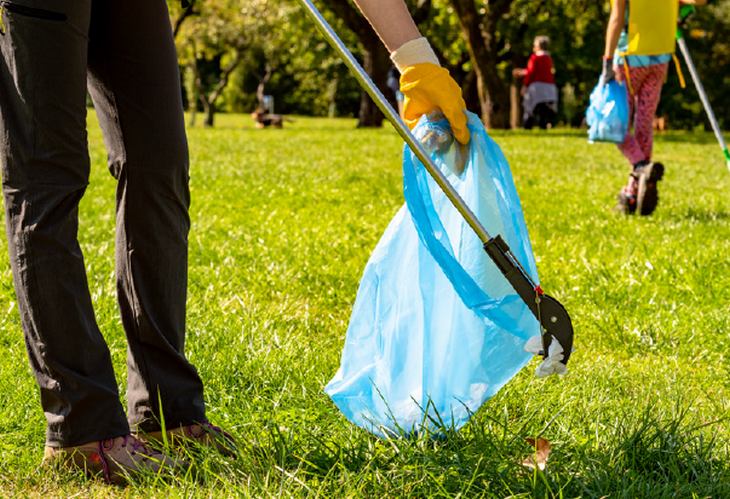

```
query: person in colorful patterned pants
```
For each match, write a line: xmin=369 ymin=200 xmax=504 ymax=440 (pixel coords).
xmin=602 ymin=0 xmax=705 ymax=215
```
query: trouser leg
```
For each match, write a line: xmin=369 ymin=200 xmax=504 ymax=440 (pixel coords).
xmin=534 ymin=103 xmax=552 ymax=130
xmin=523 ymin=114 xmax=534 ymax=130
xmin=617 ymin=63 xmax=668 ymax=166
xmin=538 ymin=103 xmax=555 ymax=129
xmin=0 ymin=0 xmax=128 ymax=447
xmin=86 ymin=0 xmax=206 ymax=433
xmin=617 ymin=66 xmax=647 ymax=166
xmin=633 ymin=63 xmax=668 ymax=162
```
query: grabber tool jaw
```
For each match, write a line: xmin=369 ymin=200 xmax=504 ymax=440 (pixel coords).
xmin=483 ymin=235 xmax=574 ymax=365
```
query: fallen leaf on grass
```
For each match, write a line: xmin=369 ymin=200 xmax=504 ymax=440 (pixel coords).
xmin=521 ymin=437 xmax=551 ymax=470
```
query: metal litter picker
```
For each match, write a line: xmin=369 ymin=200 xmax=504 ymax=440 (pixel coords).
xmin=677 ymin=5 xmax=730 ymax=171
xmin=296 ymin=0 xmax=574 ymax=365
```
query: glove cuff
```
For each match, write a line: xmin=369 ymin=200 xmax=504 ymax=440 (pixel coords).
xmin=391 ymin=38 xmax=440 ymax=73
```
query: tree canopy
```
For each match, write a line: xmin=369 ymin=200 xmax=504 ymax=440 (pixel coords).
xmin=168 ymin=0 xmax=729 ymax=130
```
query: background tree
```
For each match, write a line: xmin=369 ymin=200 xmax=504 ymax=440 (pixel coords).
xmin=223 ymin=0 xmax=363 ymax=118
xmin=318 ymin=0 xmax=392 ymax=128
xmin=448 ymin=0 xmax=513 ymax=129
xmin=170 ymin=0 xmax=269 ymax=127
xmin=659 ymin=0 xmax=730 ymax=131
xmin=165 ymin=0 xmax=729 ymax=131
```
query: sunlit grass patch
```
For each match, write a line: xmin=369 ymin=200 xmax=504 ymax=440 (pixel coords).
xmin=0 ymin=113 xmax=728 ymax=497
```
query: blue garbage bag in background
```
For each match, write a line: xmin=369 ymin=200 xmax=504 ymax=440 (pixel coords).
xmin=586 ymin=77 xmax=629 ymax=143
xmin=325 ymin=111 xmax=539 ymax=438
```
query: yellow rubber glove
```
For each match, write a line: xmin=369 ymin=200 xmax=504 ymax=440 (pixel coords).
xmin=400 ymin=63 xmax=470 ymax=145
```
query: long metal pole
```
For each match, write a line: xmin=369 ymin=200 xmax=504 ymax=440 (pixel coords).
xmin=296 ymin=0 xmax=493 ymax=244
xmin=676 ymin=35 xmax=730 ymax=170
xmin=296 ymin=0 xmax=574 ymax=365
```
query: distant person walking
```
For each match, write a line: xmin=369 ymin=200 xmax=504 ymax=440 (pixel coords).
xmin=603 ymin=0 xmax=706 ymax=215
xmin=513 ymin=36 xmax=558 ymax=130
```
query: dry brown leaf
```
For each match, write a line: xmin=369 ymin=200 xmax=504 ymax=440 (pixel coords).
xmin=521 ymin=437 xmax=551 ymax=471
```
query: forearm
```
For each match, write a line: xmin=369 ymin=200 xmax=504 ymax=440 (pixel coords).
xmin=604 ymin=0 xmax=625 ymax=58
xmin=354 ymin=0 xmax=470 ymax=143
xmin=351 ymin=0 xmax=422 ymax=52
xmin=680 ymin=0 xmax=706 ymax=5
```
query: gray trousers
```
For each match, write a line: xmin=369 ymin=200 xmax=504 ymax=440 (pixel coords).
xmin=0 ymin=0 xmax=207 ymax=447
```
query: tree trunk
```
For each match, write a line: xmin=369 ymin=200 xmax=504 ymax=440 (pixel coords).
xmin=322 ymin=0 xmax=392 ymax=128
xmin=462 ymin=67 xmax=479 ymax=114
xmin=510 ymin=75 xmax=523 ymax=130
xmin=509 ymin=14 xmax=531 ymax=129
xmin=172 ymin=2 xmax=196 ymax=40
xmin=193 ymin=50 xmax=243 ymax=129
xmin=357 ymin=41 xmax=390 ymax=127
xmin=202 ymin=97 xmax=215 ymax=128
xmin=449 ymin=0 xmax=512 ymax=129
xmin=327 ymin=78 xmax=339 ymax=118
xmin=256 ymin=66 xmax=272 ymax=110
xmin=510 ymin=53 xmax=527 ymax=129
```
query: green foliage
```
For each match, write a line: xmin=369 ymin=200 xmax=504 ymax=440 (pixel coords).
xmin=259 ymin=0 xmax=363 ymax=117
xmin=168 ymin=0 xmax=730 ymax=130
xmin=168 ymin=0 xmax=270 ymax=124
xmin=0 ymin=114 xmax=729 ymax=497
xmin=170 ymin=0 xmax=363 ymax=119
xmin=660 ymin=1 xmax=730 ymax=130
xmin=410 ymin=0 xmax=468 ymax=69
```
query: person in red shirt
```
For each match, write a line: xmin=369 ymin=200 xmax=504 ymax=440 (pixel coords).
xmin=514 ymin=36 xmax=558 ymax=129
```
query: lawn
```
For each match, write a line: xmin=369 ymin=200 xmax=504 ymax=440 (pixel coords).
xmin=0 ymin=112 xmax=728 ymax=498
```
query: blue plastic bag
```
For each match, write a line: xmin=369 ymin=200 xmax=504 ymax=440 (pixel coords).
xmin=324 ymin=111 xmax=540 ymax=438
xmin=586 ymin=77 xmax=629 ymax=143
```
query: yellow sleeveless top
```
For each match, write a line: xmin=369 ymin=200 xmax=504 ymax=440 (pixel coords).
xmin=621 ymin=0 xmax=679 ymax=56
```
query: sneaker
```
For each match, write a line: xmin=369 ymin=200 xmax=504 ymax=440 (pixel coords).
xmin=635 ymin=161 xmax=664 ymax=215
xmin=138 ymin=422 xmax=237 ymax=458
xmin=615 ymin=174 xmax=639 ymax=214
xmin=44 ymin=434 xmax=184 ymax=485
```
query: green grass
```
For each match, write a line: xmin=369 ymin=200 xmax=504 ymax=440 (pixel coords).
xmin=0 ymin=112 xmax=729 ymax=498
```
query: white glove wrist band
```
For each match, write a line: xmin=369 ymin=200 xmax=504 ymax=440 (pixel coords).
xmin=390 ymin=37 xmax=440 ymax=73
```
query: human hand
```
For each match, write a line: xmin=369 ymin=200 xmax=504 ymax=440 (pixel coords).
xmin=601 ymin=56 xmax=615 ymax=83
xmin=613 ymin=63 xmax=623 ymax=83
xmin=391 ymin=38 xmax=470 ymax=144
xmin=399 ymin=63 xmax=470 ymax=144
